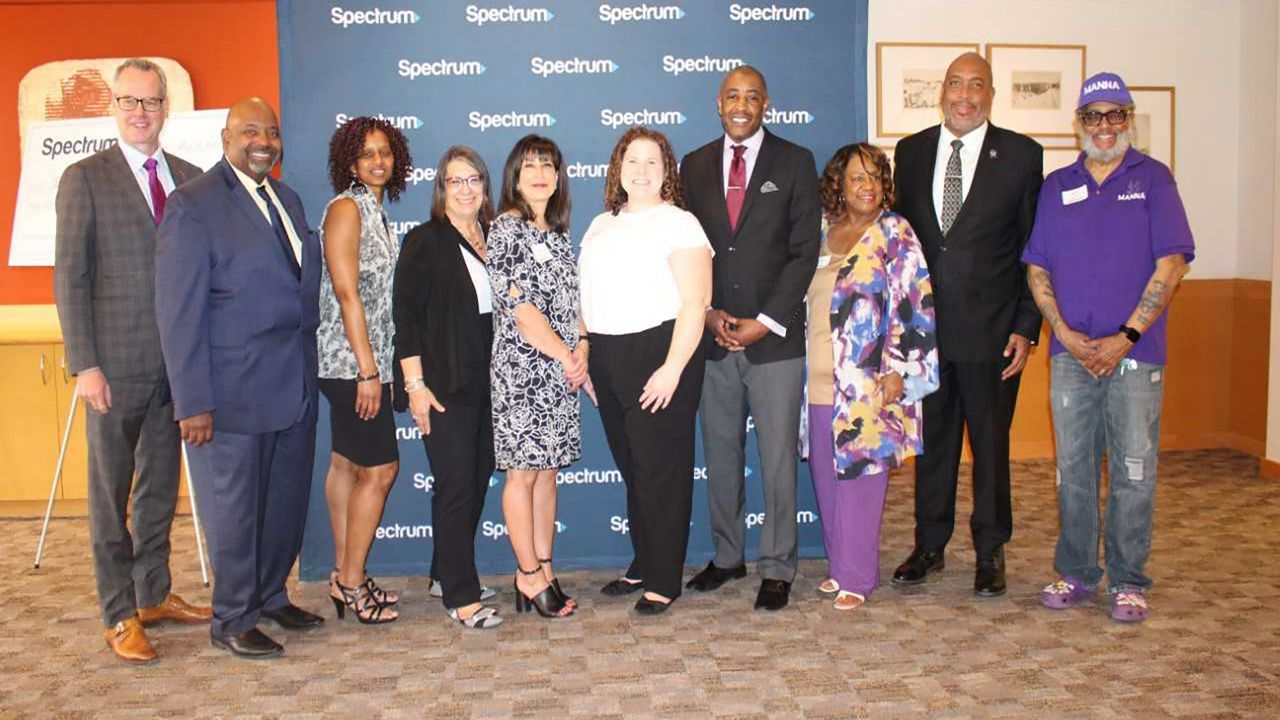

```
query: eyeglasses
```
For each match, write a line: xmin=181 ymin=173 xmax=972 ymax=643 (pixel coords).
xmin=1078 ymin=109 xmax=1129 ymax=127
xmin=445 ymin=175 xmax=483 ymax=190
xmin=115 ymin=96 xmax=165 ymax=112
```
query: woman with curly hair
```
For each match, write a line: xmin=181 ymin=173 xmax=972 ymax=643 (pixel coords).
xmin=579 ymin=127 xmax=712 ymax=615
xmin=392 ymin=146 xmax=503 ymax=629
xmin=317 ymin=116 xmax=412 ymax=624
xmin=804 ymin=143 xmax=938 ymax=611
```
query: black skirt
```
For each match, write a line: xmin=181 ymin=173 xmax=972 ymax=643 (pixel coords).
xmin=319 ymin=379 xmax=399 ymax=467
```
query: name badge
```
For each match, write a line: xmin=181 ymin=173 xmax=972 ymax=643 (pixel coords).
xmin=1061 ymin=185 xmax=1089 ymax=205
xmin=531 ymin=242 xmax=553 ymax=263
xmin=816 ymin=255 xmax=831 ymax=268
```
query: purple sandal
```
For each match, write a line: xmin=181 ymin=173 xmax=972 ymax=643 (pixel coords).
xmin=1110 ymin=590 xmax=1149 ymax=623
xmin=1041 ymin=577 xmax=1095 ymax=609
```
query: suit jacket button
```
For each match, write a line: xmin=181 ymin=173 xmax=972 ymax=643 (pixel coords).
xmin=732 ymin=283 xmax=740 ymax=290
xmin=728 ymin=246 xmax=736 ymax=252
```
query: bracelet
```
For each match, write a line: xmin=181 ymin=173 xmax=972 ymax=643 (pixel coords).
xmin=356 ymin=370 xmax=380 ymax=383
xmin=404 ymin=377 xmax=426 ymax=393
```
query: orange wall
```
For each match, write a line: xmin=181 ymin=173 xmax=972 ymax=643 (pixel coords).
xmin=0 ymin=0 xmax=279 ymax=304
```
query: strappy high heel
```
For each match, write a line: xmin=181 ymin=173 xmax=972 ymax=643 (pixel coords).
xmin=331 ymin=579 xmax=398 ymax=624
xmin=538 ymin=556 xmax=576 ymax=609
xmin=513 ymin=564 xmax=572 ymax=618
xmin=330 ymin=566 xmax=399 ymax=605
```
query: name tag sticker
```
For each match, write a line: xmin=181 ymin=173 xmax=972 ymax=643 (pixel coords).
xmin=531 ymin=242 xmax=553 ymax=263
xmin=816 ymin=255 xmax=831 ymax=268
xmin=1061 ymin=185 xmax=1089 ymax=205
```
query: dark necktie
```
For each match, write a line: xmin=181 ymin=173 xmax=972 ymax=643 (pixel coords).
xmin=940 ymin=139 xmax=964 ymax=236
xmin=256 ymin=185 xmax=301 ymax=279
xmin=726 ymin=144 xmax=747 ymax=231
xmin=143 ymin=158 xmax=166 ymax=225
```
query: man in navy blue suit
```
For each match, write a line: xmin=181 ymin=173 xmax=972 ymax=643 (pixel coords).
xmin=155 ymin=97 xmax=323 ymax=659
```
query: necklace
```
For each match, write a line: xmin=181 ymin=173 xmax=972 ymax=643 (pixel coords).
xmin=457 ymin=219 xmax=485 ymax=258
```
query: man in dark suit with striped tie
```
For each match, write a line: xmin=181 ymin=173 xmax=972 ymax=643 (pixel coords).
xmin=889 ymin=52 xmax=1043 ymax=597
xmin=55 ymin=58 xmax=210 ymax=665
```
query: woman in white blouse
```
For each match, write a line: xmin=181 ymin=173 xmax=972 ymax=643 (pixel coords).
xmin=579 ymin=126 xmax=713 ymax=615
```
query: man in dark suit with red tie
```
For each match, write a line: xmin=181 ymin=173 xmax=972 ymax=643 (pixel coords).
xmin=679 ymin=66 xmax=821 ymax=611
xmin=55 ymin=58 xmax=210 ymax=665
xmin=155 ymin=97 xmax=323 ymax=658
xmin=889 ymin=52 xmax=1043 ymax=597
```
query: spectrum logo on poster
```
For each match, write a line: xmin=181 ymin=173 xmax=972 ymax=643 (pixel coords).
xmin=469 ymin=111 xmax=557 ymax=132
xmin=764 ymin=108 xmax=815 ymax=125
xmin=398 ymin=59 xmax=487 ymax=80
xmin=330 ymin=6 xmax=421 ymax=28
xmin=728 ymin=3 xmax=814 ymax=23
xmin=600 ymin=108 xmax=685 ymax=129
xmin=335 ymin=113 xmax=423 ymax=130
xmin=662 ymin=55 xmax=743 ymax=77
xmin=598 ymin=3 xmax=685 ymax=24
xmin=531 ymin=57 xmax=619 ymax=77
xmin=466 ymin=4 xmax=554 ymax=25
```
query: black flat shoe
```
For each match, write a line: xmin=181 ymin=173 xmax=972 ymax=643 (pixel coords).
xmin=685 ymin=562 xmax=747 ymax=592
xmin=634 ymin=595 xmax=672 ymax=615
xmin=975 ymin=550 xmax=1007 ymax=597
xmin=210 ymin=628 xmax=283 ymax=659
xmin=261 ymin=603 xmax=325 ymax=630
xmin=892 ymin=549 xmax=946 ymax=586
xmin=601 ymin=577 xmax=644 ymax=596
xmin=754 ymin=579 xmax=791 ymax=611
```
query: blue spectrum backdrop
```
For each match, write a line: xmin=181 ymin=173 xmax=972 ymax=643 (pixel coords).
xmin=277 ymin=0 xmax=869 ymax=580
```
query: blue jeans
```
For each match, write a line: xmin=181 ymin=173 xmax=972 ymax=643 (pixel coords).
xmin=1050 ymin=353 xmax=1164 ymax=593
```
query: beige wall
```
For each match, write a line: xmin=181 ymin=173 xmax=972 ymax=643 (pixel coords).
xmin=1269 ymin=0 xmax=1280 ymax=463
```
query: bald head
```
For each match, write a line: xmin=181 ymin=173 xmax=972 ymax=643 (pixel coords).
xmin=222 ymin=97 xmax=282 ymax=182
xmin=941 ymin=52 xmax=994 ymax=137
xmin=717 ymin=65 xmax=770 ymax=142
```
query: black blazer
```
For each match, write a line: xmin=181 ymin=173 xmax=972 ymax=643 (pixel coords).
xmin=680 ymin=129 xmax=821 ymax=363
xmin=392 ymin=219 xmax=492 ymax=402
xmin=892 ymin=123 xmax=1043 ymax=362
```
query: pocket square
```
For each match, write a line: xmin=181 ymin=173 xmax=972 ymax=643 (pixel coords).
xmin=760 ymin=180 xmax=779 ymax=193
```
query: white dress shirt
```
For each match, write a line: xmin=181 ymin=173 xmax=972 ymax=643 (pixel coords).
xmin=117 ymin=140 xmax=175 ymax=217
xmin=931 ymin=121 xmax=989 ymax=229
xmin=718 ymin=126 xmax=785 ymax=337
xmin=460 ymin=246 xmax=493 ymax=314
xmin=228 ymin=158 xmax=303 ymax=266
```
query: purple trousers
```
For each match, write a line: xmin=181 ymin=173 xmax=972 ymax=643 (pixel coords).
xmin=808 ymin=403 xmax=889 ymax=597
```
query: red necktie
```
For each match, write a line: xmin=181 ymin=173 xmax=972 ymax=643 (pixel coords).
xmin=726 ymin=144 xmax=746 ymax=230
xmin=143 ymin=158 xmax=166 ymax=225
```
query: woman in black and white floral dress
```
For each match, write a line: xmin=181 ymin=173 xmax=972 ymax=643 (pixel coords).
xmin=487 ymin=134 xmax=586 ymax=619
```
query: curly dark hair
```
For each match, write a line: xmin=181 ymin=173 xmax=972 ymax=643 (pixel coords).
xmin=326 ymin=116 xmax=413 ymax=202
xmin=429 ymin=145 xmax=495 ymax=226
xmin=819 ymin=143 xmax=893 ymax=220
xmin=602 ymin=126 xmax=685 ymax=215
xmin=497 ymin=134 xmax=571 ymax=235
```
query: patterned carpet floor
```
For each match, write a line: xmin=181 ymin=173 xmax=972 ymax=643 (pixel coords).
xmin=2 ymin=449 xmax=1277 ymax=719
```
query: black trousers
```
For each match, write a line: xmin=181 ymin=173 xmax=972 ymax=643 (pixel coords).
xmin=914 ymin=356 xmax=1021 ymax=558
xmin=422 ymin=380 xmax=494 ymax=609
xmin=590 ymin=320 xmax=704 ymax=600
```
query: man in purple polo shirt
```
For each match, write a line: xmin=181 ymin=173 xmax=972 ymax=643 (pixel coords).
xmin=1023 ymin=71 xmax=1194 ymax=623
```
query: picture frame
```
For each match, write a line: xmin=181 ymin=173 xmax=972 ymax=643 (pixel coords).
xmin=1128 ymin=86 xmax=1175 ymax=174
xmin=1042 ymin=146 xmax=1081 ymax=176
xmin=876 ymin=42 xmax=981 ymax=138
xmin=986 ymin=44 xmax=1086 ymax=138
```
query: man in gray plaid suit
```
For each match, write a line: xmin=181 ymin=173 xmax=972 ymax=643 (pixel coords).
xmin=54 ymin=58 xmax=211 ymax=664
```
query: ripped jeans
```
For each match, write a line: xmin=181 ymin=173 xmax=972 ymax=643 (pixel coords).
xmin=1050 ymin=353 xmax=1164 ymax=593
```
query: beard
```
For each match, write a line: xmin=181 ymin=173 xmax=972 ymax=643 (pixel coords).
xmin=1079 ymin=125 xmax=1136 ymax=163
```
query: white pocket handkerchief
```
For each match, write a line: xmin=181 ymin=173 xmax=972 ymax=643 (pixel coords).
xmin=760 ymin=180 xmax=779 ymax=193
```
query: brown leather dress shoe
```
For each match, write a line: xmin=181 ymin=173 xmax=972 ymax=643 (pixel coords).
xmin=137 ymin=593 xmax=213 ymax=625
xmin=105 ymin=617 xmax=158 ymax=664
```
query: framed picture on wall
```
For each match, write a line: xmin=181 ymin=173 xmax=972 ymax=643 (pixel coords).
xmin=1043 ymin=146 xmax=1081 ymax=176
xmin=1129 ymin=86 xmax=1176 ymax=174
xmin=986 ymin=44 xmax=1086 ymax=138
xmin=877 ymin=143 xmax=896 ymax=170
xmin=876 ymin=42 xmax=981 ymax=137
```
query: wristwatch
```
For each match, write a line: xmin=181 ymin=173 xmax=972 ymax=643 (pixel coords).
xmin=1118 ymin=325 xmax=1141 ymax=343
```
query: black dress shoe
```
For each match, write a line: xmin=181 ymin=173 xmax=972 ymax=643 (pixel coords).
xmin=601 ymin=577 xmax=645 ymax=596
xmin=261 ymin=604 xmax=325 ymax=630
xmin=974 ymin=552 xmax=1007 ymax=597
xmin=210 ymin=628 xmax=283 ymax=659
xmin=634 ymin=595 xmax=673 ymax=615
xmin=754 ymin=579 xmax=791 ymax=611
xmin=891 ymin=549 xmax=946 ymax=586
xmin=685 ymin=562 xmax=747 ymax=592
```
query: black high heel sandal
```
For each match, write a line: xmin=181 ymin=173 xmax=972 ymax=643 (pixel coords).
xmin=331 ymin=566 xmax=399 ymax=605
xmin=513 ymin=564 xmax=571 ymax=618
xmin=331 ymin=579 xmax=398 ymax=624
xmin=538 ymin=556 xmax=576 ymax=609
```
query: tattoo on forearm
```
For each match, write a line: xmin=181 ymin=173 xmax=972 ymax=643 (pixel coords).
xmin=1027 ymin=267 xmax=1065 ymax=331
xmin=1134 ymin=279 xmax=1170 ymax=328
